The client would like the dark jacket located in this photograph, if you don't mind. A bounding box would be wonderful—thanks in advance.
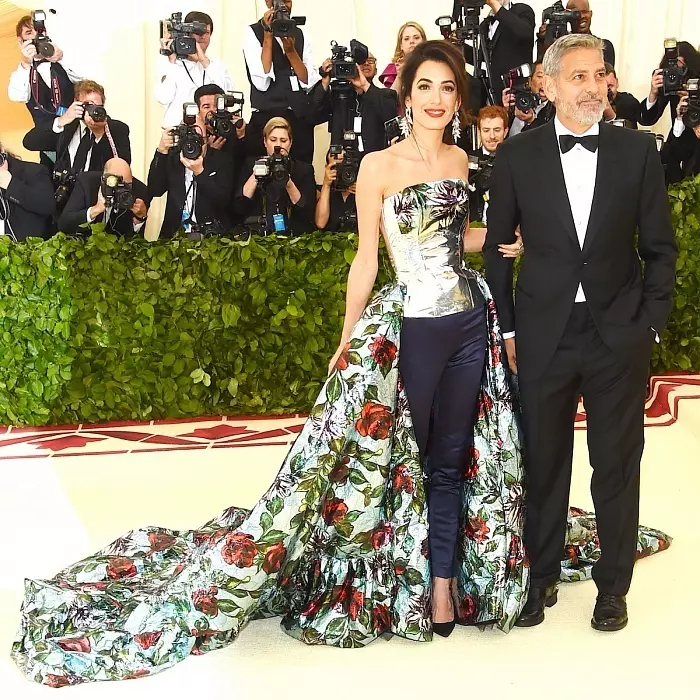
[147,147,234,239]
[23,117,132,173]
[0,155,55,241]
[58,171,150,236]
[484,120,677,380]
[234,156,316,235]
[609,91,641,128]
[639,92,679,127]
[661,125,700,185]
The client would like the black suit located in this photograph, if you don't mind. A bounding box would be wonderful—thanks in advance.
[147,148,233,239]
[484,120,677,596]
[609,91,641,128]
[0,156,55,241]
[58,171,150,237]
[661,126,700,184]
[465,3,536,106]
[639,92,679,127]
[23,118,132,173]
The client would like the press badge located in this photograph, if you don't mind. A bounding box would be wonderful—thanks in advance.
[353,116,362,133]
[56,106,67,117]
[273,213,286,233]
[289,75,300,92]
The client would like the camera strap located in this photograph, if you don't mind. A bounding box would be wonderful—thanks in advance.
[182,175,197,231]
[30,62,63,116]
[181,60,206,88]
[103,122,119,160]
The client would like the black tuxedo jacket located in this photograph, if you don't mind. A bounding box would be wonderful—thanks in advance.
[639,91,679,127]
[1,156,55,241]
[147,148,234,239]
[58,171,150,237]
[661,127,700,185]
[23,118,132,173]
[484,120,678,380]
[465,3,536,105]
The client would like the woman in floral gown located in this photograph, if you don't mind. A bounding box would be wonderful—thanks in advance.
[11,41,671,687]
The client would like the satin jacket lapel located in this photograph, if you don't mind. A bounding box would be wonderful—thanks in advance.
[582,123,620,254]
[536,120,578,246]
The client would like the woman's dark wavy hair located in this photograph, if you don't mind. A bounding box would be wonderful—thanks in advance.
[658,41,700,79]
[398,40,471,145]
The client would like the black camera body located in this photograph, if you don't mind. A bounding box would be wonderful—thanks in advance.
[205,92,245,139]
[662,39,688,97]
[331,131,361,190]
[468,153,495,193]
[31,10,55,59]
[503,64,539,113]
[170,103,204,160]
[437,1,486,42]
[321,40,369,82]
[271,0,306,38]
[81,103,107,123]
[101,173,134,212]
[253,146,291,184]
[542,1,581,44]
[53,169,76,208]
[337,210,358,233]
[683,78,700,129]
[160,12,207,58]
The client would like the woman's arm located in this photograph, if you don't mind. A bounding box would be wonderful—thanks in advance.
[315,182,332,230]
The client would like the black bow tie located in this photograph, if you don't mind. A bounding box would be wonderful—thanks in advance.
[559,134,599,154]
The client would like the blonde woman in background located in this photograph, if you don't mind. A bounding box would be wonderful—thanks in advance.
[379,21,426,90]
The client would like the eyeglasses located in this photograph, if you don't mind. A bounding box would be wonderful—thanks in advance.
[362,58,377,65]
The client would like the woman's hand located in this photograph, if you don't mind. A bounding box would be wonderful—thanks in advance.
[323,158,339,187]
[498,228,524,258]
[328,341,347,376]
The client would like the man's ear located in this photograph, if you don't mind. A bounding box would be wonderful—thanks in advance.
[543,75,557,105]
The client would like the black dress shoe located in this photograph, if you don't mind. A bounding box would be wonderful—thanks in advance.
[514,583,558,628]
[432,619,456,638]
[591,594,628,632]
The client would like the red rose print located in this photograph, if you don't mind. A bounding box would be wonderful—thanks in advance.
[371,523,393,550]
[193,531,211,546]
[371,604,392,631]
[421,537,429,558]
[463,446,480,480]
[192,587,220,616]
[355,402,393,440]
[507,536,522,572]
[148,532,177,552]
[335,342,351,371]
[394,560,407,576]
[349,589,364,621]
[57,637,91,654]
[46,675,71,688]
[262,542,287,574]
[465,516,490,544]
[491,343,502,366]
[635,546,653,561]
[221,532,259,568]
[329,456,350,484]
[569,507,586,517]
[330,584,349,608]
[565,545,579,566]
[477,393,494,420]
[458,595,478,623]
[302,595,324,619]
[322,496,348,526]
[134,631,162,649]
[124,670,150,679]
[658,538,671,552]
[392,464,414,493]
[106,557,137,580]
[368,336,398,368]
[173,563,185,576]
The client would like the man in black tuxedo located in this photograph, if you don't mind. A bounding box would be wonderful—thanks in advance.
[602,63,640,128]
[0,144,55,241]
[485,35,677,632]
[58,158,150,237]
[147,115,234,239]
[464,0,535,106]
[23,79,131,175]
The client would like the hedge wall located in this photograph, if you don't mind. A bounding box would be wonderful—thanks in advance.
[1,176,699,427]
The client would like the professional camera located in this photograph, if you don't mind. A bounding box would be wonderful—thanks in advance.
[31,10,55,59]
[661,39,688,97]
[170,103,204,160]
[186,220,223,240]
[271,0,306,38]
[81,103,107,123]
[503,64,539,113]
[330,131,361,190]
[53,169,76,207]
[542,1,581,45]
[468,153,495,192]
[683,78,700,129]
[101,173,134,211]
[337,210,358,233]
[159,12,207,58]
[204,92,245,139]
[436,1,486,43]
[321,40,369,81]
[253,146,291,183]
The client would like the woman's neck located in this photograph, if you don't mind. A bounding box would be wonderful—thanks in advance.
[410,125,447,166]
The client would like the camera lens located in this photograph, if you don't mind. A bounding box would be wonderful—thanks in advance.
[36,40,55,59]
[217,120,234,138]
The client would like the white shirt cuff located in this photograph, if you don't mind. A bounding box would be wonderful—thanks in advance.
[87,208,96,223]
[673,119,686,138]
[502,331,516,340]
[52,118,64,133]
[645,97,657,109]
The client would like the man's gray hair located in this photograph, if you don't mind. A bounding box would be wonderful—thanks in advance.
[542,34,605,77]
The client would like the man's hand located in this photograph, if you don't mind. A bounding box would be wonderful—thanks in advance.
[47,45,63,63]
[693,124,700,140]
[515,106,535,124]
[498,228,524,258]
[157,129,175,154]
[235,119,246,140]
[504,337,517,375]
[649,68,664,100]
[57,101,85,128]
[323,155,340,187]
[207,135,227,150]
[130,198,148,219]
[350,70,370,93]
[0,156,12,190]
[321,58,333,90]
[19,39,37,66]
[281,36,297,56]
[89,189,106,221]
[194,41,210,68]
[603,102,616,121]
[180,151,205,176]
[486,0,504,12]
[261,9,274,30]
[677,93,689,116]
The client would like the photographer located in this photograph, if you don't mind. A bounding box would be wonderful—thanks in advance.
[464,0,536,107]
[194,84,246,166]
[23,80,131,176]
[660,92,700,185]
[640,41,700,127]
[603,63,640,128]
[147,106,234,239]
[8,13,83,140]
[315,151,357,232]
[501,60,554,136]
[58,158,149,237]
[234,117,316,235]
[0,141,55,241]
[156,11,234,128]
[310,49,399,155]
[243,0,320,164]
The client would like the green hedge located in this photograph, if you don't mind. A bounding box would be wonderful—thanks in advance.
[1,176,698,427]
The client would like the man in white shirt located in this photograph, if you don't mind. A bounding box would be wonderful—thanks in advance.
[503,61,554,136]
[156,11,234,128]
[485,34,677,633]
[243,0,320,163]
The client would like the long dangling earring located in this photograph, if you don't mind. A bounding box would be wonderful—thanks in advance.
[452,111,461,143]
[400,106,413,138]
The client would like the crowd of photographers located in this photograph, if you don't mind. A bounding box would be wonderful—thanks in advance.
[1,0,699,243]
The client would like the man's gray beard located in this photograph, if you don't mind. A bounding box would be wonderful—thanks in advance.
[557,98,605,128]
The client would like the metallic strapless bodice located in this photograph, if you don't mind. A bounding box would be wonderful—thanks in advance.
[381,178,478,318]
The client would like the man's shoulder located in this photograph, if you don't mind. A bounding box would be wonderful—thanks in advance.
[502,122,548,154]
[602,121,651,151]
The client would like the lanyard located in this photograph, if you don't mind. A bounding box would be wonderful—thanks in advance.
[182,60,206,88]
[30,62,63,115]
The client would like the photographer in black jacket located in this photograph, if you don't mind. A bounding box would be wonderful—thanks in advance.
[602,63,640,128]
[59,158,150,237]
[0,142,54,241]
[234,117,315,235]
[661,90,700,185]
[315,150,357,232]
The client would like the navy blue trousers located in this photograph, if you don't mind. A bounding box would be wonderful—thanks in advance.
[399,306,487,579]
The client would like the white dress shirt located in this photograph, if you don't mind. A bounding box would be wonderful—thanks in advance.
[645,96,685,137]
[7,59,82,104]
[488,1,513,40]
[155,56,234,128]
[242,24,320,108]
[509,100,549,137]
[52,119,104,171]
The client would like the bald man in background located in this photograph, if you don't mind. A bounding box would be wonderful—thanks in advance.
[58,158,150,237]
